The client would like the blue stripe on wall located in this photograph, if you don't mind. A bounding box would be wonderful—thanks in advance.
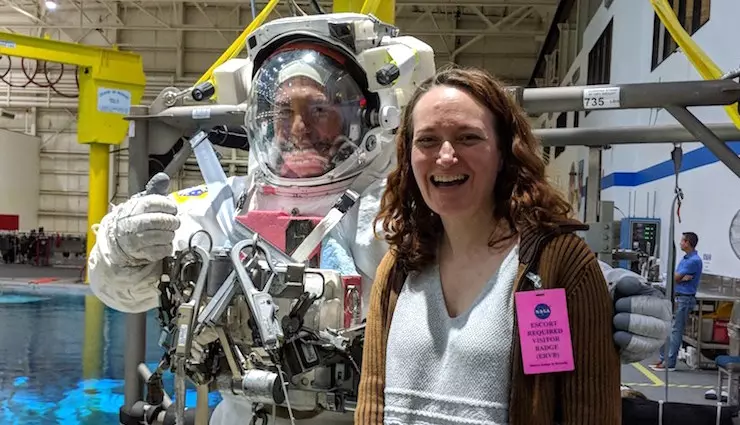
[600,141,740,189]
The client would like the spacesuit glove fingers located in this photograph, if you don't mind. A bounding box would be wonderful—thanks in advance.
[614,331,664,364]
[122,194,178,217]
[613,311,671,341]
[615,295,672,321]
[114,212,179,263]
[127,274,164,304]
[127,242,175,264]
[612,275,654,298]
[120,229,176,254]
[117,213,181,234]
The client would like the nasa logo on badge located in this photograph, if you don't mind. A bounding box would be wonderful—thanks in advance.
[534,303,551,320]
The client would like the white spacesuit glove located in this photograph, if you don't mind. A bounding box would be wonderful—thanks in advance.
[88,173,181,313]
[600,261,673,364]
[102,173,180,268]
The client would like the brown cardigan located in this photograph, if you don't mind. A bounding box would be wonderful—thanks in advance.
[354,223,622,425]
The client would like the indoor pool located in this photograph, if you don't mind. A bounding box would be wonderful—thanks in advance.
[0,288,222,425]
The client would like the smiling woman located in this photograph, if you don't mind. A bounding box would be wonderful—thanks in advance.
[354,67,622,425]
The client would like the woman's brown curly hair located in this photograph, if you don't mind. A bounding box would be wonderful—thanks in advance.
[374,66,575,273]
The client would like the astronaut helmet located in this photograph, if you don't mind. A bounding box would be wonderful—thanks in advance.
[244,40,372,189]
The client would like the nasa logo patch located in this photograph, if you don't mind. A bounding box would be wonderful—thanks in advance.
[534,303,551,320]
[181,187,207,197]
[172,185,209,204]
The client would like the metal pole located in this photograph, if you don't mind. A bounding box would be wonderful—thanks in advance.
[536,122,740,147]
[123,105,150,416]
[585,147,601,224]
[163,140,192,178]
[517,79,740,115]
[664,193,679,401]
[665,105,740,179]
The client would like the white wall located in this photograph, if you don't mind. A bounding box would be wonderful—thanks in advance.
[0,128,39,231]
[552,0,740,278]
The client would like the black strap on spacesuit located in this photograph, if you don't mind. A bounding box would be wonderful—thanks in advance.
[289,189,360,263]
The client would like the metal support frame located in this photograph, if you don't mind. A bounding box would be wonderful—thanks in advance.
[537,123,740,147]
[506,79,740,178]
[122,105,150,420]
[666,106,740,179]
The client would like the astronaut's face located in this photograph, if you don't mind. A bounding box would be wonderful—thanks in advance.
[273,76,344,178]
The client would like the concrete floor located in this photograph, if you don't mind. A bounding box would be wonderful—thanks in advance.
[622,354,721,405]
[0,263,83,282]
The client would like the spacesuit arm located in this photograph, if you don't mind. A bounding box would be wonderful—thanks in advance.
[87,206,165,314]
[599,260,673,364]
[320,219,360,276]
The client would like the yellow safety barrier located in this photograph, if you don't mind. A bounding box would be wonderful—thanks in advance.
[650,0,740,129]
[195,0,280,88]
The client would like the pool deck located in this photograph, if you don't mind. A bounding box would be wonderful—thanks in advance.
[0,263,91,296]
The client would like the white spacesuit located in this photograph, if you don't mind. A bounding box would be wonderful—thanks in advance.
[88,13,672,425]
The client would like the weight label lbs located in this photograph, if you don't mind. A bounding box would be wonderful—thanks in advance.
[97,87,132,115]
[582,87,620,110]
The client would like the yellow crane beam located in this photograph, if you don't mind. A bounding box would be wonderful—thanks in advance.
[0,31,146,282]
[650,0,740,129]
[334,0,396,24]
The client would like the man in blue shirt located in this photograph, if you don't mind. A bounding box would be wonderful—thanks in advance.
[652,232,703,371]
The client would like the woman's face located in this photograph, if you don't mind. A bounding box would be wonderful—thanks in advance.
[410,85,501,221]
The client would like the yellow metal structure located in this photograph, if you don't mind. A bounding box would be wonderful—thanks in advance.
[334,0,396,24]
[83,295,105,379]
[196,0,280,89]
[0,32,147,285]
[650,0,740,129]
[0,31,146,144]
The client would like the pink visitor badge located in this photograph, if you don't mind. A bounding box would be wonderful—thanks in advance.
[514,288,575,375]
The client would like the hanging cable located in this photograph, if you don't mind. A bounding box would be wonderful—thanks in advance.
[0,55,79,98]
[289,0,307,16]
[671,142,684,223]
[663,141,685,401]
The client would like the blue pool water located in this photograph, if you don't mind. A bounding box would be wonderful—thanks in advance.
[0,289,222,424]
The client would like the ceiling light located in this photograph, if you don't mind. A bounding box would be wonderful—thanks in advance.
[45,1,57,10]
